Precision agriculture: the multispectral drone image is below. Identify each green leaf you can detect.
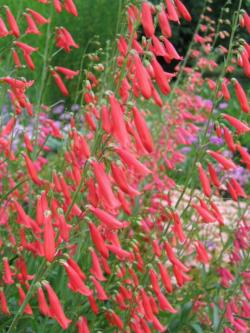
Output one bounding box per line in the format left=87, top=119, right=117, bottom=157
left=190, top=322, right=204, bottom=333
left=212, top=304, right=220, bottom=330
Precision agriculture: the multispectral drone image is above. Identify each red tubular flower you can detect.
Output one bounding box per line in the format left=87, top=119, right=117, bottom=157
left=106, top=310, right=124, bottom=329
left=14, top=200, right=39, bottom=231
left=194, top=241, right=210, bottom=264
left=115, top=147, right=152, bottom=176
left=141, top=2, right=155, bottom=37
left=65, top=0, right=78, bottom=16
left=0, top=289, right=10, bottom=314
left=192, top=204, right=216, bottom=223
left=141, top=288, right=154, bottom=321
left=1, top=117, right=16, bottom=137
left=155, top=291, right=177, bottom=313
left=109, top=94, right=130, bottom=147
left=243, top=12, right=250, bottom=34
left=162, top=37, right=182, bottom=60
left=128, top=267, right=139, bottom=287
left=3, top=258, right=14, bottom=285
left=23, top=153, right=44, bottom=186
left=173, top=264, right=191, bottom=287
left=90, top=248, right=106, bottom=281
left=151, top=56, right=171, bottom=95
left=198, top=163, right=212, bottom=197
left=90, top=276, right=108, bottom=300
left=226, top=181, right=237, bottom=202
left=172, top=212, right=186, bottom=243
left=51, top=71, right=69, bottom=96
left=175, top=0, right=192, bottom=21
left=90, top=206, right=125, bottom=229
left=150, top=296, right=159, bottom=314
left=158, top=5, right=172, bottom=37
left=92, top=161, right=120, bottom=210
left=207, top=150, right=236, bottom=170
left=223, top=127, right=235, bottom=152
left=164, top=242, right=189, bottom=271
left=117, top=190, right=132, bottom=215
left=23, top=52, right=35, bottom=71
left=134, top=53, right=152, bottom=99
left=231, top=178, right=247, bottom=198
left=43, top=211, right=56, bottom=262
left=126, top=122, right=147, bottom=155
left=67, top=258, right=86, bottom=281
left=132, top=106, right=154, bottom=153
left=152, top=239, right=161, bottom=257
left=165, top=0, right=179, bottom=23
left=111, top=163, right=141, bottom=197
left=88, top=294, right=99, bottom=314
left=158, top=261, right=173, bottom=293
left=101, top=105, right=111, bottom=133
left=24, top=13, right=40, bottom=35
left=149, top=268, right=161, bottom=294
left=207, top=163, right=221, bottom=188
left=54, top=0, right=63, bottom=13
left=4, top=6, right=20, bottom=38
left=140, top=317, right=152, bottom=333
left=221, top=80, right=231, bottom=101
left=106, top=244, right=132, bottom=261
left=233, top=79, right=249, bottom=113
left=236, top=144, right=250, bottom=169
left=37, top=287, right=50, bottom=316
left=54, top=66, right=79, bottom=79
left=18, top=286, right=33, bottom=315
left=57, top=212, right=72, bottom=241
left=85, top=112, right=96, bottom=131
left=88, top=222, right=109, bottom=258
left=27, top=9, right=49, bottom=25
left=55, top=27, right=79, bottom=52
left=63, top=262, right=92, bottom=296
left=77, top=317, right=90, bottom=333
left=152, top=315, right=166, bottom=332
left=241, top=49, right=250, bottom=77
left=44, top=282, right=72, bottom=329
left=152, top=35, right=168, bottom=56
left=211, top=202, right=224, bottom=225
left=223, top=114, right=250, bottom=134
left=24, top=133, right=33, bottom=152
left=0, top=17, right=9, bottom=37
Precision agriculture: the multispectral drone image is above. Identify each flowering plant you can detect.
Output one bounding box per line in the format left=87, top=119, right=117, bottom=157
left=0, top=0, right=249, bottom=332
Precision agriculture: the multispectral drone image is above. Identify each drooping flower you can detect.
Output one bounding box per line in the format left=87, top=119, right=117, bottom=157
left=43, top=282, right=72, bottom=329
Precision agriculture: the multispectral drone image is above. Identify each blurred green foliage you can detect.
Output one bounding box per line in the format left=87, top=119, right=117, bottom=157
left=0, top=0, right=126, bottom=104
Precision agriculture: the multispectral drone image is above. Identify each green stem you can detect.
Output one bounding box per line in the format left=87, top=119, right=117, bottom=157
left=169, top=0, right=208, bottom=101
left=174, top=0, right=242, bottom=210
left=6, top=260, right=47, bottom=333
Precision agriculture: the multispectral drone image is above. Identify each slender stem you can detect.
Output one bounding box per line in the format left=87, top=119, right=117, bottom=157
left=169, top=0, right=208, bottom=100
left=33, top=4, right=53, bottom=153
left=174, top=0, right=242, bottom=210
left=6, top=260, right=47, bottom=333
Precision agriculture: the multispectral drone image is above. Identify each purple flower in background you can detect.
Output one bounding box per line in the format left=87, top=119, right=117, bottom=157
left=71, top=104, right=80, bottom=112
left=219, top=102, right=228, bottom=109
left=188, top=135, right=198, bottom=144
left=52, top=103, right=65, bottom=114
left=204, top=99, right=213, bottom=110
left=229, top=166, right=250, bottom=186
left=59, top=113, right=71, bottom=120
left=180, top=147, right=192, bottom=154
left=210, top=136, right=224, bottom=145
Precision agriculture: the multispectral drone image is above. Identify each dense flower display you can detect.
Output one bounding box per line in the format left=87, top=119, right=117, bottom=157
left=0, top=0, right=249, bottom=332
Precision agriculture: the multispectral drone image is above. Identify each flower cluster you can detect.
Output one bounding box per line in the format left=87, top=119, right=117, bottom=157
left=0, top=0, right=249, bottom=333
